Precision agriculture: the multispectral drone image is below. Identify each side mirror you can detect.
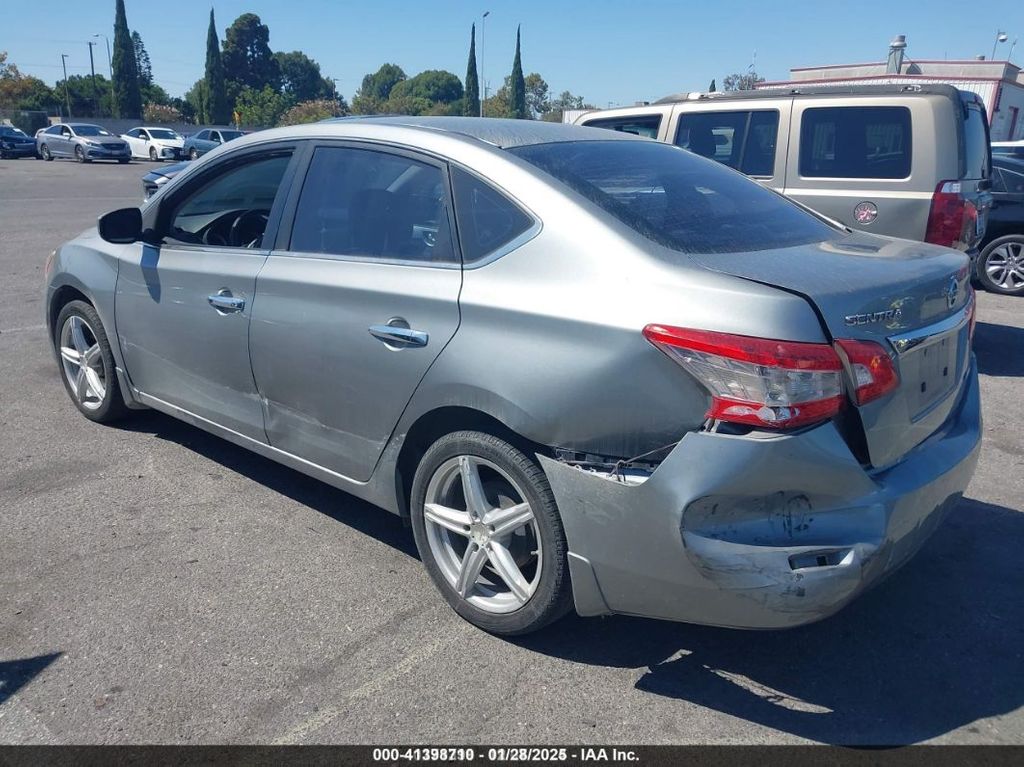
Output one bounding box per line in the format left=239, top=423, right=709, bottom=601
left=98, top=207, right=143, bottom=244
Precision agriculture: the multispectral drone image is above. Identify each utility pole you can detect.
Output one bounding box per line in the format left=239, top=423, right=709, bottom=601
left=93, top=34, right=114, bottom=117
left=480, top=10, right=490, bottom=117
left=60, top=54, right=72, bottom=119
left=87, top=41, right=98, bottom=116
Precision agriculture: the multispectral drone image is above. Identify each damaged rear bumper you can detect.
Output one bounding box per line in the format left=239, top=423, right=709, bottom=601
left=539, top=357, right=981, bottom=629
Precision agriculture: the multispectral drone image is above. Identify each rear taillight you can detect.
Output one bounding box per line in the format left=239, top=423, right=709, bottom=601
left=642, top=325, right=845, bottom=429
left=834, top=340, right=899, bottom=405
left=925, top=180, right=978, bottom=249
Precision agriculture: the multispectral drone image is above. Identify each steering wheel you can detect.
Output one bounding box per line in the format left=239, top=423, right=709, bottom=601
left=201, top=225, right=228, bottom=247
left=229, top=210, right=269, bottom=248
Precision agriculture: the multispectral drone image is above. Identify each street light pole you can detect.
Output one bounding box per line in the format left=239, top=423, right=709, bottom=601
left=480, top=10, right=490, bottom=117
left=60, top=54, right=72, bottom=119
left=93, top=34, right=114, bottom=116
left=992, top=30, right=1009, bottom=61
left=87, top=41, right=98, bottom=116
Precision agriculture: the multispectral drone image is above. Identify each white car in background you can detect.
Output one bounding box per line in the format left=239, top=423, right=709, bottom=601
left=120, top=126, right=184, bottom=162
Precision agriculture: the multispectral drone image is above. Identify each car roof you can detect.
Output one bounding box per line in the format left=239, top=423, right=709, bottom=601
left=653, top=83, right=970, bottom=106
left=320, top=115, right=642, bottom=149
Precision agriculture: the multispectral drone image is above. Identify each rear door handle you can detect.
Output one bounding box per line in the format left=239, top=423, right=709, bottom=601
left=369, top=322, right=428, bottom=348
left=207, top=289, right=245, bottom=314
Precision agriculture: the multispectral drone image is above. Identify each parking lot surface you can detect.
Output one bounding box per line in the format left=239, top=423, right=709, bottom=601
left=1, top=158, right=1022, bottom=745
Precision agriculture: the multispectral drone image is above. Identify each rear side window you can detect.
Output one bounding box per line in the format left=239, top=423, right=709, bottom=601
left=800, top=106, right=911, bottom=179
left=510, top=140, right=836, bottom=255
left=675, top=110, right=779, bottom=176
left=962, top=103, right=991, bottom=180
left=451, top=167, right=534, bottom=263
left=583, top=115, right=662, bottom=139
left=289, top=146, right=456, bottom=263
left=993, top=166, right=1024, bottom=193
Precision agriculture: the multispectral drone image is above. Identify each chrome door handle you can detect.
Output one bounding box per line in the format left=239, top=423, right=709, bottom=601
left=207, top=289, right=245, bottom=314
left=369, top=322, right=428, bottom=348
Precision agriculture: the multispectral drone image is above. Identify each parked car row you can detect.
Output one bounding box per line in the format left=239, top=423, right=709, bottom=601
left=46, top=116, right=981, bottom=634
left=1, top=122, right=246, bottom=164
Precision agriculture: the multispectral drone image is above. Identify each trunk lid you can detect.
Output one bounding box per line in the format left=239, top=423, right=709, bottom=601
left=686, top=232, right=973, bottom=469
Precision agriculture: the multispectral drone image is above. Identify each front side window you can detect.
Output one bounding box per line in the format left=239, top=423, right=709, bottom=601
left=799, top=106, right=912, bottom=179
left=451, top=167, right=534, bottom=262
left=675, top=110, right=779, bottom=176
left=510, top=140, right=836, bottom=255
left=584, top=115, right=662, bottom=139
left=166, top=152, right=291, bottom=248
left=290, top=146, right=455, bottom=263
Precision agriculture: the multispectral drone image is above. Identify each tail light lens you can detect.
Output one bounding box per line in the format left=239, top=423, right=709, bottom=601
left=642, top=325, right=845, bottom=429
left=834, top=340, right=899, bottom=405
left=925, top=181, right=978, bottom=249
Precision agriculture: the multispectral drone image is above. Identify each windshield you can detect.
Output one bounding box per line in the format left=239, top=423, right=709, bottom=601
left=221, top=130, right=243, bottom=140
left=148, top=129, right=180, bottom=140
left=0, top=127, right=28, bottom=137
left=73, top=125, right=113, bottom=137
left=509, top=140, right=837, bottom=254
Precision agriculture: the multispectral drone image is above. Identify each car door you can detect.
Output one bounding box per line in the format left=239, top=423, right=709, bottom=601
left=124, top=128, right=142, bottom=158
left=137, top=129, right=151, bottom=157
left=58, top=125, right=74, bottom=156
left=115, top=142, right=303, bottom=441
left=249, top=142, right=462, bottom=481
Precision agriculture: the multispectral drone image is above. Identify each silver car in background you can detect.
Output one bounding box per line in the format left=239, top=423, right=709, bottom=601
left=37, top=122, right=130, bottom=163
left=43, top=118, right=980, bottom=635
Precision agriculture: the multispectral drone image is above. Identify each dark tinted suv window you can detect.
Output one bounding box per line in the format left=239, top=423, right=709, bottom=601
left=510, top=140, right=835, bottom=255
left=583, top=115, right=662, bottom=139
left=290, top=146, right=455, bottom=263
left=800, top=106, right=911, bottom=179
left=963, top=103, right=990, bottom=180
left=451, top=167, right=534, bottom=262
left=675, top=110, right=779, bottom=176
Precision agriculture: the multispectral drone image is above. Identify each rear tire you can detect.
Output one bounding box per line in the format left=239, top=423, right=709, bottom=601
left=410, top=430, right=573, bottom=635
left=977, top=235, right=1024, bottom=296
left=53, top=300, right=130, bottom=423
left=189, top=148, right=199, bottom=160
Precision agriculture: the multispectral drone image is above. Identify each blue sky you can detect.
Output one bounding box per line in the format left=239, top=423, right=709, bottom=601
left=5, top=0, right=1022, bottom=105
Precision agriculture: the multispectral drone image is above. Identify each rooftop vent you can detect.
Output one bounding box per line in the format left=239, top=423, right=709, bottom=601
left=887, top=35, right=907, bottom=73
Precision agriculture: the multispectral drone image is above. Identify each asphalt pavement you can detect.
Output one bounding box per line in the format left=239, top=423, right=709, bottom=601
left=1, top=157, right=1021, bottom=745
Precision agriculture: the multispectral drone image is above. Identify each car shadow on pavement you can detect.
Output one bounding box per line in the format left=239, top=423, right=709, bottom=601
left=120, top=411, right=419, bottom=559
left=974, top=321, right=1024, bottom=377
left=516, top=497, right=1024, bottom=745
left=0, top=653, right=62, bottom=706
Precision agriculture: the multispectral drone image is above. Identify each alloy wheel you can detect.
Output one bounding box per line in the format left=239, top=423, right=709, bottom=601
left=59, top=315, right=107, bottom=411
left=74, top=145, right=85, bottom=163
left=423, top=455, right=542, bottom=614
left=985, top=242, right=1024, bottom=292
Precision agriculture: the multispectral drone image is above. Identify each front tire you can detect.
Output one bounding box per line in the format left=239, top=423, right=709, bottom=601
left=977, top=236, right=1024, bottom=296
left=149, top=146, right=158, bottom=161
left=74, top=145, right=89, bottom=163
left=40, top=144, right=53, bottom=161
left=189, top=148, right=199, bottom=160
left=54, top=300, right=129, bottom=423
left=410, top=430, right=572, bottom=635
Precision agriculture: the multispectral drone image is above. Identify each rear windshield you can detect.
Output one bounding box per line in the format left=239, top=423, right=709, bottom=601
left=149, top=128, right=179, bottom=140
left=508, top=140, right=836, bottom=254
left=963, top=103, right=991, bottom=180
left=221, top=130, right=244, bottom=140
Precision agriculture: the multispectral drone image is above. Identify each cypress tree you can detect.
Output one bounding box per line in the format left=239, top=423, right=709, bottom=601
left=111, top=0, right=143, bottom=118
left=464, top=24, right=480, bottom=117
left=205, top=9, right=230, bottom=124
left=509, top=26, right=527, bottom=119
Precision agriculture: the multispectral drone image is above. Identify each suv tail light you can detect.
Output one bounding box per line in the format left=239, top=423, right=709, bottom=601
left=642, top=325, right=845, bottom=429
left=834, top=340, right=899, bottom=405
left=925, top=180, right=978, bottom=249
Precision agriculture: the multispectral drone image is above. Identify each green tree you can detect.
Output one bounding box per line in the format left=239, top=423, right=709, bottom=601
left=277, top=97, right=348, bottom=126
left=111, top=0, right=143, bottom=118
left=359, top=63, right=406, bottom=102
left=0, top=51, right=22, bottom=79
left=543, top=90, right=591, bottom=122
left=390, top=70, right=463, bottom=105
left=185, top=78, right=209, bottom=124
left=234, top=85, right=291, bottom=127
left=222, top=13, right=280, bottom=93
left=275, top=51, right=332, bottom=103
left=205, top=9, right=230, bottom=124
left=723, top=69, right=764, bottom=91
left=141, top=82, right=170, bottom=107
left=132, top=31, right=152, bottom=87
left=54, top=74, right=115, bottom=117
left=508, top=26, right=527, bottom=119
left=524, top=72, right=549, bottom=119
left=464, top=24, right=479, bottom=116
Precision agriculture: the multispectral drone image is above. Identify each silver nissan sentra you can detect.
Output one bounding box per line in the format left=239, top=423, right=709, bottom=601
left=43, top=117, right=981, bottom=635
